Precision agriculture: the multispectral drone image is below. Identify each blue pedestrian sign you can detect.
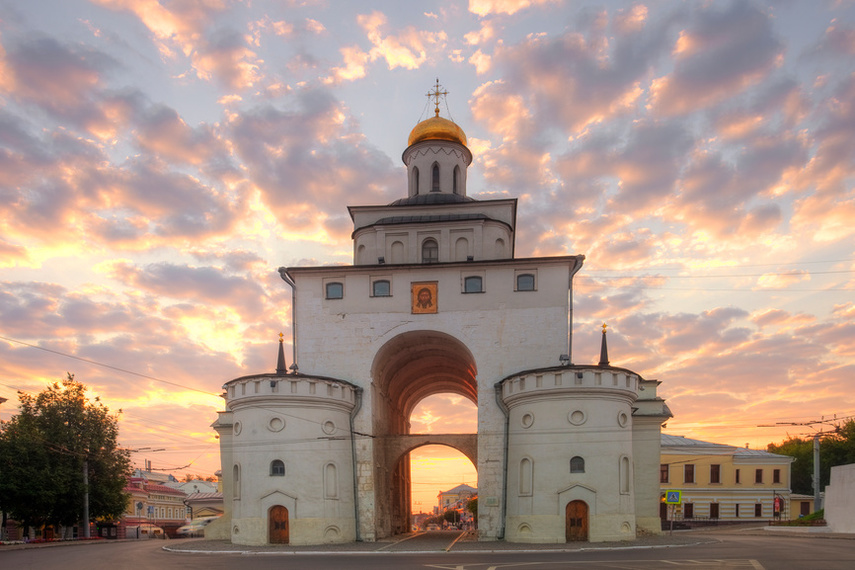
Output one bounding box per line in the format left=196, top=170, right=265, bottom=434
left=665, top=490, right=682, bottom=504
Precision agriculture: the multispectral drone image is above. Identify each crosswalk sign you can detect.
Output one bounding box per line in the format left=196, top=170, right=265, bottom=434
left=665, top=490, right=682, bottom=504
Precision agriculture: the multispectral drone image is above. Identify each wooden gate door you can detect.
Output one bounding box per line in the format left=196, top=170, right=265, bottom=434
left=565, top=500, right=589, bottom=542
left=269, top=505, right=290, bottom=544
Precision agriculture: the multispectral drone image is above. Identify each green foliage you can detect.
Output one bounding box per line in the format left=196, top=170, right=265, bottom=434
left=0, top=373, right=131, bottom=529
left=767, top=437, right=813, bottom=495
left=767, top=419, right=855, bottom=495
left=466, top=497, right=477, bottom=517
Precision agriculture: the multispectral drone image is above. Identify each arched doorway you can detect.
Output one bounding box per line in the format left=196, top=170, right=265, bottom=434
left=565, top=500, right=588, bottom=542
left=269, top=505, right=289, bottom=544
left=371, top=331, right=478, bottom=537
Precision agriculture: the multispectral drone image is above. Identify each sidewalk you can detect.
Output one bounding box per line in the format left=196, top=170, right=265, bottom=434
left=163, top=530, right=714, bottom=555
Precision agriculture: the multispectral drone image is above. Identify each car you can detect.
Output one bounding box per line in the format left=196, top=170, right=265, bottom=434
left=425, top=524, right=441, bottom=531
left=176, top=516, right=220, bottom=538
left=127, top=523, right=164, bottom=539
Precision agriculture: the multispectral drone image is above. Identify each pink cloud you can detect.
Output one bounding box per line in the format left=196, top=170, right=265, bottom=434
left=649, top=2, right=783, bottom=116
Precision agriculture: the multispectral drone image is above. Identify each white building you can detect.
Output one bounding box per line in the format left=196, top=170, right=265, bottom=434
left=213, top=85, right=672, bottom=546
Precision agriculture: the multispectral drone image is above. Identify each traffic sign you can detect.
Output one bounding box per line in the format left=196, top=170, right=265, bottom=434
left=665, top=490, right=682, bottom=504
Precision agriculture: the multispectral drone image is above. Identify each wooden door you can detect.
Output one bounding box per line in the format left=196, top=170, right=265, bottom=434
left=269, top=505, right=289, bottom=544
left=565, top=500, right=588, bottom=542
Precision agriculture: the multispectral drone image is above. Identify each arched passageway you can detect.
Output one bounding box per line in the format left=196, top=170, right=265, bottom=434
left=371, top=331, right=478, bottom=536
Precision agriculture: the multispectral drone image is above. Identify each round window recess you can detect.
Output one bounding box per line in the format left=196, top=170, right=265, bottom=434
left=568, top=410, right=586, bottom=426
left=617, top=411, right=629, bottom=428
left=233, top=421, right=242, bottom=436
left=268, top=417, right=285, bottom=432
left=521, top=412, right=535, bottom=428
left=322, top=420, right=336, bottom=435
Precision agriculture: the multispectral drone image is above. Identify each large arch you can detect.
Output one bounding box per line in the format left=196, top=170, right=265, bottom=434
left=370, top=330, right=478, bottom=536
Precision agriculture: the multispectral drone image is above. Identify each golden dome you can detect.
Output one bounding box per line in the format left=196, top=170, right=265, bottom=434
left=407, top=115, right=467, bottom=147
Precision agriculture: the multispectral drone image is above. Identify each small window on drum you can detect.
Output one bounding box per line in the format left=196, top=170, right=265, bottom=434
left=516, top=273, right=535, bottom=291
left=464, top=276, right=483, bottom=293
left=270, top=459, right=285, bottom=476
left=422, top=239, right=439, bottom=263
left=325, top=282, right=343, bottom=299
left=372, top=280, right=391, bottom=297
left=570, top=456, right=585, bottom=473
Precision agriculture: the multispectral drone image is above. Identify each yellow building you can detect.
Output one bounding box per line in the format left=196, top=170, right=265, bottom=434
left=660, top=435, right=795, bottom=523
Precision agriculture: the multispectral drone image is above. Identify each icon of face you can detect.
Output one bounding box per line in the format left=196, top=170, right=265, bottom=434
left=418, top=288, right=431, bottom=305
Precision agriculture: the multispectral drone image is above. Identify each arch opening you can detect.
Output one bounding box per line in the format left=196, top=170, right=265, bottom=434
left=370, top=331, right=478, bottom=537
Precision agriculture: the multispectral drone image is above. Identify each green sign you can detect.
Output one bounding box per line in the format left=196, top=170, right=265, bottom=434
left=665, top=490, right=682, bottom=504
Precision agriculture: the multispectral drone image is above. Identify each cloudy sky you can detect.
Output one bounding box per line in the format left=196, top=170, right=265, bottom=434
left=1, top=0, right=854, bottom=511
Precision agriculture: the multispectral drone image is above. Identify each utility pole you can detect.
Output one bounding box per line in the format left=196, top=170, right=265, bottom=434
left=82, top=458, right=90, bottom=538
left=758, top=414, right=849, bottom=514
left=813, top=434, right=822, bottom=511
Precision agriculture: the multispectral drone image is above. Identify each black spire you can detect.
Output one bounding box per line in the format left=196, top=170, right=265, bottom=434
left=598, top=323, right=609, bottom=367
left=276, top=332, right=287, bottom=375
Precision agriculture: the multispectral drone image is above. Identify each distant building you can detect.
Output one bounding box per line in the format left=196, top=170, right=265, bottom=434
left=660, top=434, right=795, bottom=522
left=184, top=492, right=224, bottom=521
left=121, top=477, right=187, bottom=538
left=438, top=484, right=477, bottom=511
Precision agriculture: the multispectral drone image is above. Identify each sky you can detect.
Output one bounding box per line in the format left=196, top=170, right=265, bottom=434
left=1, top=0, right=854, bottom=513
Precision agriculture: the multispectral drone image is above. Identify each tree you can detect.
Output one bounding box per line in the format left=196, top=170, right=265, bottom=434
left=0, top=374, right=131, bottom=533
left=767, top=437, right=813, bottom=495
left=767, top=420, right=855, bottom=495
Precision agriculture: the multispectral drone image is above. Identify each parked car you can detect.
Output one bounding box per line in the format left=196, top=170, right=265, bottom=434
left=127, top=523, right=164, bottom=539
left=176, top=516, right=220, bottom=538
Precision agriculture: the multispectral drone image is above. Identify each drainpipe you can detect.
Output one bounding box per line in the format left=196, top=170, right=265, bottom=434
left=350, top=388, right=364, bottom=541
left=494, top=382, right=510, bottom=540
left=277, top=268, right=298, bottom=372
left=567, top=256, right=585, bottom=365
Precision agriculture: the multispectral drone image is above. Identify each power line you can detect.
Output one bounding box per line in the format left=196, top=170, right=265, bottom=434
left=0, top=334, right=218, bottom=397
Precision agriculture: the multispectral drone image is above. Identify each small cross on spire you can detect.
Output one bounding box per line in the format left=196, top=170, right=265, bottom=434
left=427, top=78, right=448, bottom=117
left=278, top=332, right=284, bottom=343
left=602, top=322, right=608, bottom=334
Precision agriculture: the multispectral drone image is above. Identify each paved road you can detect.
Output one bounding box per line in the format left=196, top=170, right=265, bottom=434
left=2, top=527, right=853, bottom=570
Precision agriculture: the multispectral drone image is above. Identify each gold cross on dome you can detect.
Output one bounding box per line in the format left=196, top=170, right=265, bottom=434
left=602, top=323, right=608, bottom=334
left=426, top=77, right=448, bottom=117
left=278, top=332, right=284, bottom=343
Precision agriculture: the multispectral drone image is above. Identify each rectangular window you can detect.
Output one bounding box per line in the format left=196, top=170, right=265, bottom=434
left=773, top=469, right=781, bottom=484
left=735, top=469, right=741, bottom=484
left=710, top=464, right=721, bottom=484
left=755, top=503, right=762, bottom=517
left=755, top=468, right=763, bottom=484
left=463, top=275, right=483, bottom=293
left=684, top=464, right=695, bottom=484
left=515, top=272, right=536, bottom=291
left=325, top=281, right=344, bottom=299
left=735, top=503, right=740, bottom=518
left=372, top=279, right=391, bottom=297
left=660, top=464, right=669, bottom=483
left=710, top=503, right=719, bottom=519
left=683, top=503, right=694, bottom=519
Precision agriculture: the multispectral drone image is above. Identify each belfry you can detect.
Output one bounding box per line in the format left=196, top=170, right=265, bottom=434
left=213, top=81, right=672, bottom=545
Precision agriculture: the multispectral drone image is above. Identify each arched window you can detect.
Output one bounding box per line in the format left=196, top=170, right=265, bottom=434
left=516, top=273, right=535, bottom=291
left=620, top=456, right=630, bottom=493
left=431, top=163, right=440, bottom=192
left=325, top=282, right=343, bottom=299
left=422, top=239, right=438, bottom=263
left=453, top=165, right=460, bottom=194
left=520, top=457, right=533, bottom=496
left=372, top=280, right=391, bottom=297
left=455, top=237, right=469, bottom=261
left=271, top=459, right=285, bottom=476
left=233, top=464, right=241, bottom=499
left=464, top=276, right=483, bottom=293
left=570, top=456, right=585, bottom=473
left=412, top=167, right=419, bottom=194
left=391, top=241, right=404, bottom=264
left=324, top=463, right=338, bottom=499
